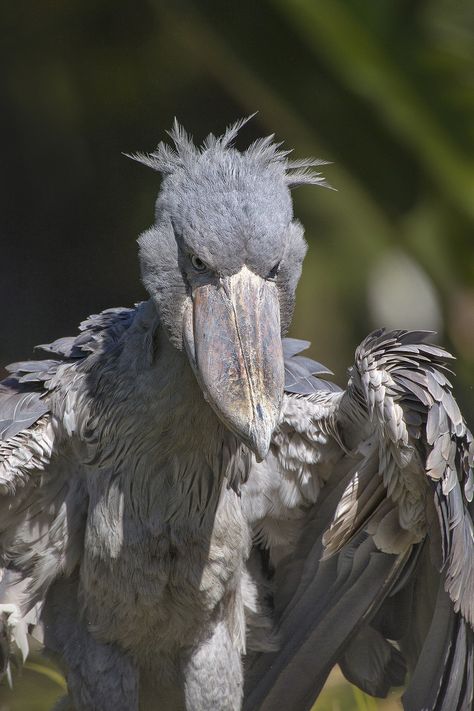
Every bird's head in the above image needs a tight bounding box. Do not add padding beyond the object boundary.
[132,118,329,460]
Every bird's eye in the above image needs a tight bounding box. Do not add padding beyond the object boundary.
[191,255,207,272]
[267,261,281,280]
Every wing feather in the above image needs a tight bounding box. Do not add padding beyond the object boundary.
[0,305,137,677]
[245,330,474,711]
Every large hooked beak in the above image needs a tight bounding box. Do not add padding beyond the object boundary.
[183,266,284,461]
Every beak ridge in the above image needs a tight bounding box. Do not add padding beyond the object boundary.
[184,266,284,460]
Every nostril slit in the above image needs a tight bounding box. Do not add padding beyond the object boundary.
[256,403,263,420]
[267,262,281,280]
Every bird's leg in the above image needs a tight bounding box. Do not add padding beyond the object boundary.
[181,619,243,711]
[42,575,139,711]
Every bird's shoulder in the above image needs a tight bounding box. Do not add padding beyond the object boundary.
[280,337,343,461]
[36,303,140,370]
[283,338,342,398]
[0,306,142,639]
[0,303,144,451]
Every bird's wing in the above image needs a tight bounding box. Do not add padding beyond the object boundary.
[0,306,136,676]
[244,330,474,711]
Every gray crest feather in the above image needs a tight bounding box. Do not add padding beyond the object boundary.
[126,116,332,190]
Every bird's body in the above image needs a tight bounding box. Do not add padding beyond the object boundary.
[1,120,473,711]
[69,304,246,661]
[8,301,252,708]
[0,298,334,708]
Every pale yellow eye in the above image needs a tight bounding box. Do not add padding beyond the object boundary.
[191,255,207,272]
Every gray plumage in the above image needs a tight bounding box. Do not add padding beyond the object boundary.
[0,120,473,711]
[244,330,474,711]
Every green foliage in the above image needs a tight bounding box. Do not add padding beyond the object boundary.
[309,667,402,711]
[0,656,64,710]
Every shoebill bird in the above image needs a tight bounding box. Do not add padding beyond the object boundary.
[0,119,473,711]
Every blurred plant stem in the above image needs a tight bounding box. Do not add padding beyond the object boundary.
[24,662,67,691]
[272,0,474,221]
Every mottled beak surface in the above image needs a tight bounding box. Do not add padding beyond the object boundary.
[184,266,284,461]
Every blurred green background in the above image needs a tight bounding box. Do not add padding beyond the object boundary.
[1,0,473,709]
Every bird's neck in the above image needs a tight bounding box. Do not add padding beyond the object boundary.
[90,303,250,527]
[150,323,250,523]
